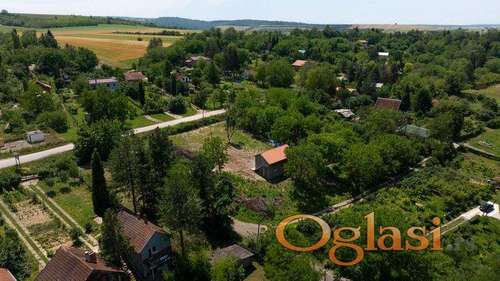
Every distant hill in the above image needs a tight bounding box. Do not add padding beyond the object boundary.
[129,16,350,31]
[129,16,500,32]
[0,11,139,28]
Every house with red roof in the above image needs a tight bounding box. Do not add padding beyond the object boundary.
[117,209,172,281]
[35,247,127,281]
[124,71,148,83]
[0,268,17,281]
[255,144,289,181]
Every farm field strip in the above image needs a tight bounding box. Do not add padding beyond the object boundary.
[0,196,48,266]
[26,182,99,251]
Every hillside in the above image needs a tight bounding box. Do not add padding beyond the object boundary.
[130,16,350,31]
[0,11,139,28]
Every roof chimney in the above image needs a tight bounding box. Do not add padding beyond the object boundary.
[84,251,97,263]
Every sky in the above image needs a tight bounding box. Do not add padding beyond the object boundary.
[1,0,499,25]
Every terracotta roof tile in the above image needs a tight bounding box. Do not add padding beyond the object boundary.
[375,98,402,111]
[124,71,146,81]
[35,247,123,281]
[117,210,166,253]
[260,145,289,165]
[0,268,16,281]
[292,60,307,67]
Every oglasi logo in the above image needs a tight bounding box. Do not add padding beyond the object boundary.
[276,213,442,266]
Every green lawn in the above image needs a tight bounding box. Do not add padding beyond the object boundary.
[126,115,156,128]
[150,113,174,122]
[469,129,500,156]
[180,105,198,117]
[39,181,96,229]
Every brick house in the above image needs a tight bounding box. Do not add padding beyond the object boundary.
[0,268,16,281]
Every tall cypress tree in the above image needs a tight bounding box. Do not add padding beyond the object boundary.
[100,210,128,267]
[138,81,145,105]
[91,149,110,217]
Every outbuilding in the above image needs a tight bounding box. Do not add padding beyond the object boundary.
[255,145,289,181]
[26,130,45,144]
[88,77,119,91]
[212,245,255,269]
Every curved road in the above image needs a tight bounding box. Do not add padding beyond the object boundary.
[0,109,225,170]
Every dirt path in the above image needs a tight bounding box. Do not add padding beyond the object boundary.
[231,217,268,237]
[0,197,48,268]
[23,180,99,252]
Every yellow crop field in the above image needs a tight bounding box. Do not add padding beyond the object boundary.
[48,24,185,68]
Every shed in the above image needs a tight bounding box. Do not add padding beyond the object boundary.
[26,130,45,144]
[378,52,390,57]
[212,245,255,268]
[335,109,356,119]
[255,145,289,181]
[399,125,430,138]
[375,98,402,111]
[292,60,307,70]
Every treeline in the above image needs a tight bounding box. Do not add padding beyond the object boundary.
[0,11,135,28]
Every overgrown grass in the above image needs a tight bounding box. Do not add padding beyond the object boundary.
[468,129,500,156]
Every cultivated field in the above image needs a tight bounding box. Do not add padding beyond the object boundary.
[0,24,186,68]
[50,24,185,68]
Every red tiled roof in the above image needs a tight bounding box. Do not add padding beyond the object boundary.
[124,71,146,81]
[35,247,123,281]
[0,268,16,281]
[117,210,166,253]
[375,98,402,111]
[292,60,307,67]
[260,145,289,165]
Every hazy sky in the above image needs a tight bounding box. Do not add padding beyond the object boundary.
[2,0,499,25]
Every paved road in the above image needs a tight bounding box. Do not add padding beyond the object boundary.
[0,143,75,169]
[133,109,225,134]
[231,217,267,237]
[0,110,226,170]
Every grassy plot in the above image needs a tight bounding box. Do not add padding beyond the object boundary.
[464,84,500,102]
[150,113,175,122]
[170,122,270,153]
[468,129,500,156]
[38,181,96,232]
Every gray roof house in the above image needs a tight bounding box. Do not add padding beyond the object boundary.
[26,130,45,144]
[88,77,119,91]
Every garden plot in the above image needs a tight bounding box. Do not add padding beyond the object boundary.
[13,198,71,253]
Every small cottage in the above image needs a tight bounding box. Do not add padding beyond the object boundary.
[124,71,148,83]
[26,130,45,144]
[255,145,289,181]
[378,52,390,58]
[185,56,209,67]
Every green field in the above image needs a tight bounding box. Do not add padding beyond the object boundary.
[465,84,500,102]
[469,129,500,156]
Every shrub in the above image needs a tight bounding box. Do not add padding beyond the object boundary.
[0,172,21,191]
[486,118,500,129]
[46,190,57,198]
[70,227,83,246]
[84,222,93,234]
[168,96,187,114]
[59,185,71,194]
[36,111,69,133]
